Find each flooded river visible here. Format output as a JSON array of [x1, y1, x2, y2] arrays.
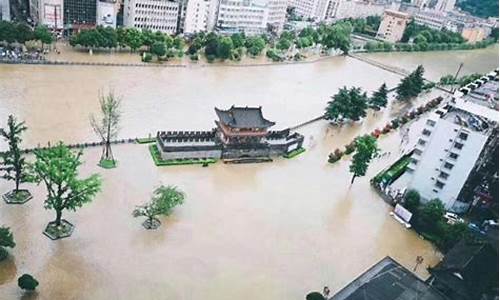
[[0, 46, 498, 300]]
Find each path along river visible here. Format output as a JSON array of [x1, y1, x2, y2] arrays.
[[0, 45, 497, 300]]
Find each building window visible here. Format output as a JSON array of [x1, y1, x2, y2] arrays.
[[422, 129, 432, 136], [459, 132, 468, 140], [435, 180, 445, 189], [418, 139, 426, 146], [414, 149, 423, 156], [448, 152, 459, 160], [439, 172, 449, 179], [454, 142, 464, 150], [426, 119, 436, 127], [444, 162, 454, 170]]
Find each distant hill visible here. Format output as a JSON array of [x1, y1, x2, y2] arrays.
[[457, 0, 499, 18]]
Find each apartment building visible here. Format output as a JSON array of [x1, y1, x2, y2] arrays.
[[216, 0, 269, 35], [124, 0, 180, 34], [376, 9, 410, 42], [267, 0, 287, 32], [97, 0, 120, 28], [183, 0, 210, 33], [64, 0, 97, 27], [407, 70, 499, 213], [414, 10, 446, 30], [0, 0, 10, 21], [29, 0, 64, 29]]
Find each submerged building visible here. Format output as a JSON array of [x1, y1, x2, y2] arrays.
[[156, 106, 304, 163]]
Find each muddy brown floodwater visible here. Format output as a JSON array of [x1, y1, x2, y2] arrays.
[[0, 46, 498, 300]]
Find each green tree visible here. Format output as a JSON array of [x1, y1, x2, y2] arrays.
[[0, 115, 31, 199], [34, 25, 53, 46], [418, 198, 445, 230], [18, 274, 39, 291], [322, 22, 352, 54], [396, 65, 425, 101], [151, 41, 166, 57], [133, 185, 185, 229], [141, 29, 156, 49], [90, 91, 121, 167], [124, 28, 143, 51], [230, 32, 246, 48], [276, 37, 292, 51], [349, 135, 379, 184], [216, 36, 234, 60], [325, 87, 368, 123], [31, 143, 102, 232], [0, 226, 15, 261], [404, 189, 420, 213], [245, 36, 266, 56], [368, 83, 388, 110]]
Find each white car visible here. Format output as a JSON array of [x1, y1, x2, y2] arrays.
[[444, 212, 464, 225]]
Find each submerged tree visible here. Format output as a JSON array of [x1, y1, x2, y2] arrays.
[[133, 185, 185, 229], [325, 86, 368, 123], [349, 135, 379, 184], [0, 115, 32, 204], [18, 274, 39, 291], [31, 143, 101, 239], [396, 65, 425, 101], [90, 91, 121, 168], [0, 226, 15, 261], [369, 83, 388, 110]]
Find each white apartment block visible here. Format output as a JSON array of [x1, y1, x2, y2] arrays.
[[0, 0, 10, 21], [376, 9, 410, 43], [267, 0, 287, 32], [29, 0, 64, 29], [97, 0, 119, 28], [124, 0, 180, 34], [414, 10, 446, 31], [216, 0, 269, 35], [183, 0, 210, 34], [407, 70, 499, 213]]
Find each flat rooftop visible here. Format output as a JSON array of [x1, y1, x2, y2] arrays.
[[332, 257, 447, 300]]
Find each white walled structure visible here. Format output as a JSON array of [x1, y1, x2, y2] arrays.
[[97, 0, 119, 28], [267, 0, 287, 32], [124, 0, 180, 34], [183, 0, 210, 33], [376, 9, 410, 42], [407, 73, 499, 213], [216, 0, 269, 35]]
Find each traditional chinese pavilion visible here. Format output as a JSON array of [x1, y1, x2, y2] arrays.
[[156, 106, 304, 163]]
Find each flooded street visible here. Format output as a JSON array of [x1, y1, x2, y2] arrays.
[[0, 47, 498, 299]]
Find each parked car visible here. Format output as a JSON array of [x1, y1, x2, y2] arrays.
[[468, 223, 486, 235], [444, 212, 464, 225]]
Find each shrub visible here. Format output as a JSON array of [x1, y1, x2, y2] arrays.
[[344, 142, 355, 154], [206, 54, 215, 63], [18, 274, 39, 291], [142, 52, 152, 62], [189, 53, 198, 61], [382, 124, 392, 134], [371, 129, 381, 138], [404, 190, 420, 213]]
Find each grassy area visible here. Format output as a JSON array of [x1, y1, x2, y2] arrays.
[[148, 144, 217, 166], [283, 147, 306, 159], [136, 137, 156, 144], [373, 155, 411, 185], [98, 159, 118, 169]]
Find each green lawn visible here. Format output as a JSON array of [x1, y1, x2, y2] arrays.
[[283, 147, 306, 159], [98, 159, 118, 169], [136, 137, 156, 144]]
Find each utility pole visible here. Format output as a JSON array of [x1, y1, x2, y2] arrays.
[[451, 62, 464, 93]]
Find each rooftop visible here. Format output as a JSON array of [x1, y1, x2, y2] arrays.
[[331, 256, 447, 300], [215, 106, 276, 129]]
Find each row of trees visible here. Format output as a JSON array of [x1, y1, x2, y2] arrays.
[[324, 84, 388, 123], [364, 39, 494, 53], [69, 26, 185, 53], [401, 20, 465, 44], [0, 21, 53, 45], [439, 72, 483, 86]]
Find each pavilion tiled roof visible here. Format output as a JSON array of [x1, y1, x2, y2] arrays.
[[215, 106, 275, 129]]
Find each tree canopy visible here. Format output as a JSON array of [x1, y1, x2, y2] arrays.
[[396, 65, 425, 101], [0, 226, 15, 260], [368, 83, 388, 110], [457, 0, 498, 18], [349, 135, 379, 184], [31, 143, 102, 227], [133, 185, 185, 229], [90, 91, 121, 165], [325, 87, 368, 122]]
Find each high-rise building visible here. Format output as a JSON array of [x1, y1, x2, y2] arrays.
[[123, 0, 180, 34], [29, 0, 63, 29], [215, 0, 269, 35], [267, 0, 287, 32], [0, 0, 10, 21], [97, 0, 119, 28], [376, 9, 410, 43], [406, 70, 499, 213], [183, 0, 210, 34], [63, 0, 97, 28]]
